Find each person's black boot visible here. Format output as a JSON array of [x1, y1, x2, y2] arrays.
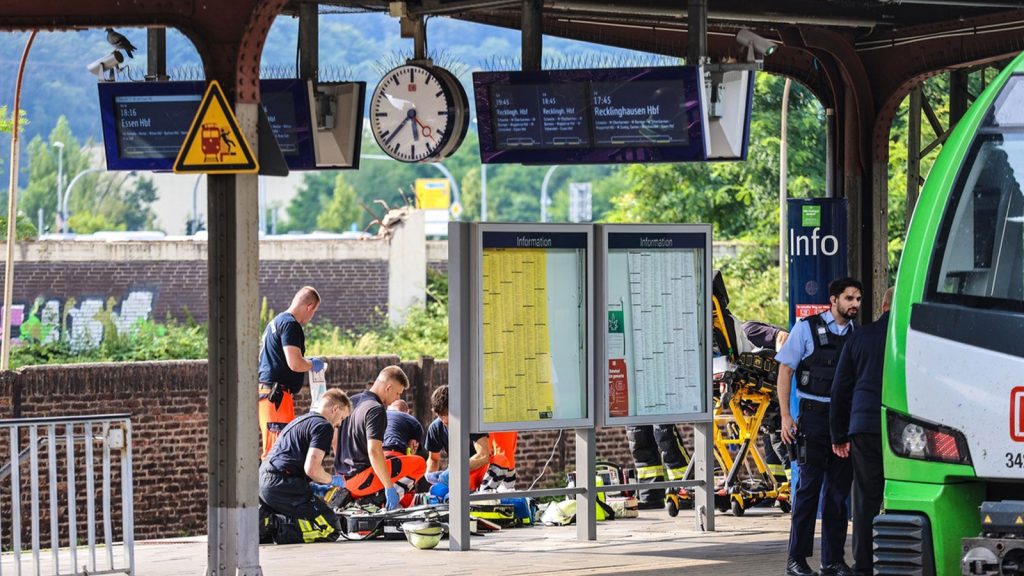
[[819, 560, 856, 576], [786, 558, 818, 576]]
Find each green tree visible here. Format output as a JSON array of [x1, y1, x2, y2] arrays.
[[315, 174, 361, 232], [284, 171, 335, 232], [604, 73, 827, 239], [20, 116, 93, 233]]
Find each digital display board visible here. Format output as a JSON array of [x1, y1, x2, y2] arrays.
[[474, 66, 707, 165], [597, 225, 712, 426], [472, 225, 593, 431], [490, 83, 590, 149], [98, 79, 338, 171]]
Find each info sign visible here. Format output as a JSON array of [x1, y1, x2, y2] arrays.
[[596, 224, 713, 427], [470, 224, 594, 432]]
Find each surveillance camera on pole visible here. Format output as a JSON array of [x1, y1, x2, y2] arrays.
[[86, 50, 125, 82], [736, 28, 778, 69]]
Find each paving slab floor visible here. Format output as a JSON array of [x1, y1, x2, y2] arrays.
[[2, 507, 849, 575]]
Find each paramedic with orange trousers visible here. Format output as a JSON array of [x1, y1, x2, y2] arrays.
[[335, 366, 426, 509], [258, 286, 326, 459]]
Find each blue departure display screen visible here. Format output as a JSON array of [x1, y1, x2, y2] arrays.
[[474, 66, 707, 165], [99, 79, 315, 171]]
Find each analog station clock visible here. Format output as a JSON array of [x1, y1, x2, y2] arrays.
[[369, 63, 469, 163]]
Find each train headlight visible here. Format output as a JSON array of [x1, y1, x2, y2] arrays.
[[887, 410, 972, 465]]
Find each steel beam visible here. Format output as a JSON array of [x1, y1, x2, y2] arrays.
[[205, 102, 262, 576], [522, 0, 543, 70], [906, 86, 922, 230], [298, 2, 319, 79], [686, 0, 707, 66], [146, 28, 168, 81]]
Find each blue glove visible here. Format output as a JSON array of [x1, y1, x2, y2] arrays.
[[330, 474, 346, 488], [439, 470, 450, 486], [311, 483, 330, 498], [308, 357, 325, 372], [384, 486, 400, 510], [425, 471, 443, 485]]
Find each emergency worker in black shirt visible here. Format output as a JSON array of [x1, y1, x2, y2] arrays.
[[336, 366, 426, 510], [258, 389, 351, 544], [258, 286, 325, 459], [383, 399, 424, 455], [423, 385, 495, 490], [775, 278, 862, 576]]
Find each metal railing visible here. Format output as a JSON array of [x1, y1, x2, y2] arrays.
[[0, 414, 134, 576]]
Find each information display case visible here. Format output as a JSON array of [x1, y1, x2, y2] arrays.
[[469, 224, 594, 432], [596, 224, 713, 427]]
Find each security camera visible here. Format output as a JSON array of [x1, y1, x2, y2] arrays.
[[86, 50, 125, 81], [736, 28, 778, 66]]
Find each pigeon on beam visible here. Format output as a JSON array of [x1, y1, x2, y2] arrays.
[[105, 28, 137, 59]]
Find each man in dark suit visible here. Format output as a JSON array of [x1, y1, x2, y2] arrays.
[[830, 287, 893, 576]]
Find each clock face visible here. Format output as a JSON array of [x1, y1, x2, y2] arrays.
[[370, 64, 464, 163]]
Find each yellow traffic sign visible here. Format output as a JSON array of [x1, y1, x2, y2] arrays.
[[174, 80, 258, 174]]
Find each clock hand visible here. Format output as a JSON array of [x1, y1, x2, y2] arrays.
[[414, 117, 435, 142], [384, 116, 411, 145], [411, 115, 419, 141]]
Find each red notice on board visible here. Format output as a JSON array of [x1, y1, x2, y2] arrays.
[[609, 359, 629, 417]]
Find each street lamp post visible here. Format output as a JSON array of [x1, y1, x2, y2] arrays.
[[52, 141, 64, 232], [540, 165, 560, 223], [192, 173, 205, 234], [61, 167, 105, 232], [362, 154, 461, 215]]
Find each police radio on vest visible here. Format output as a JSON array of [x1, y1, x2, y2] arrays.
[[790, 227, 840, 257]]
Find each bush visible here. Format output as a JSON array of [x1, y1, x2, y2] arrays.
[[11, 301, 207, 366], [716, 243, 789, 328], [304, 270, 449, 360]]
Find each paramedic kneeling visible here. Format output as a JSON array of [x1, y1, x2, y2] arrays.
[[776, 277, 862, 576], [258, 389, 351, 544], [337, 366, 426, 509]]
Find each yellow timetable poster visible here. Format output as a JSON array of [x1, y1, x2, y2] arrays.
[[482, 248, 555, 422]]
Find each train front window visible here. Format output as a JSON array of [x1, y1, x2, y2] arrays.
[[931, 130, 1024, 308]]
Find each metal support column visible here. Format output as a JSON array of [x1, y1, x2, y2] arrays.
[[949, 69, 969, 128], [906, 87, 922, 230], [825, 108, 836, 197], [693, 423, 714, 531], [206, 101, 262, 576], [146, 28, 167, 81], [686, 0, 707, 66], [576, 427, 597, 540], [298, 3, 318, 79], [448, 222, 473, 551], [522, 0, 542, 71]]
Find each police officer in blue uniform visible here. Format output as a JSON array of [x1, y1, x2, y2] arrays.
[[776, 277, 863, 576]]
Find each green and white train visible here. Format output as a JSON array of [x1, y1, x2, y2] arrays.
[[875, 53, 1024, 575]]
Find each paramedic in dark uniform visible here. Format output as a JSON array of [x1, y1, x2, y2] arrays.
[[830, 287, 892, 576], [258, 286, 325, 459], [384, 399, 425, 455], [776, 277, 862, 576], [258, 389, 351, 544], [336, 366, 425, 510], [424, 385, 495, 490], [743, 320, 791, 485]]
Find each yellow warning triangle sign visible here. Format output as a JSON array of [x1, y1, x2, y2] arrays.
[[174, 80, 258, 174], [984, 515, 993, 524], [1016, 516, 1023, 525]]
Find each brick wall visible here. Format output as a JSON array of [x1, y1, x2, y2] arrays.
[[0, 357, 641, 544]]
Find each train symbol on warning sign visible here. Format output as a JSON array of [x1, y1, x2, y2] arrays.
[[200, 124, 238, 162]]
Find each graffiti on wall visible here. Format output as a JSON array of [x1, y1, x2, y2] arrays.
[[9, 290, 155, 349]]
